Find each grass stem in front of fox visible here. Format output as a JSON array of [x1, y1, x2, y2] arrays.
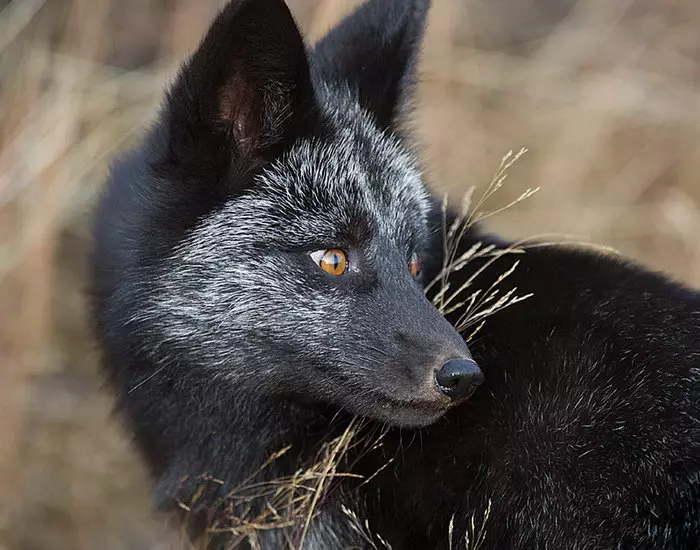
[[175, 418, 376, 548], [429, 148, 537, 342]]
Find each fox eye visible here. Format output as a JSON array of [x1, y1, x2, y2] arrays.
[[311, 249, 348, 275], [409, 252, 421, 277]]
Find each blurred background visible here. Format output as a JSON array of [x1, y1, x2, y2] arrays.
[[1, 0, 699, 548]]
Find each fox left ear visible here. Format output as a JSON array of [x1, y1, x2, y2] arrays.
[[163, 0, 315, 180], [313, 0, 430, 130]]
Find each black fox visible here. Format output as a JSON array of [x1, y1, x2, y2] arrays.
[[90, 0, 700, 548]]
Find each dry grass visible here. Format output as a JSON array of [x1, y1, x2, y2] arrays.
[[448, 499, 492, 550], [1, 0, 699, 548], [428, 148, 537, 342], [179, 418, 372, 550]]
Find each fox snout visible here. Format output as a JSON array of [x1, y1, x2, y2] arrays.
[[435, 358, 484, 400], [358, 281, 484, 426]]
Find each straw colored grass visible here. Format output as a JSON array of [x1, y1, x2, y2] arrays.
[[184, 419, 369, 550], [429, 149, 537, 341]]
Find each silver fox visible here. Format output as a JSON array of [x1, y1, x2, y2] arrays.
[[91, 0, 700, 548], [91, 0, 482, 546]]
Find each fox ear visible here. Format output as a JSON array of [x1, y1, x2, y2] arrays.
[[313, 0, 430, 130], [164, 0, 314, 174]]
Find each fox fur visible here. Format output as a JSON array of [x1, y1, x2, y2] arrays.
[[90, 0, 700, 548]]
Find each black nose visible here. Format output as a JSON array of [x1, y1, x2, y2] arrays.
[[435, 359, 484, 400]]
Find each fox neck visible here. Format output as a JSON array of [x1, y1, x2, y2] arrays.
[[119, 361, 350, 516]]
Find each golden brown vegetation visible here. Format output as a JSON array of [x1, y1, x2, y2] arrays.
[[1, 0, 699, 548]]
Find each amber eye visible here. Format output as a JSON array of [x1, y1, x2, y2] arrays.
[[409, 252, 421, 277], [311, 249, 348, 275]]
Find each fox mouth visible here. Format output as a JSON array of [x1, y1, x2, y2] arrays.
[[379, 380, 480, 413], [370, 393, 453, 427]]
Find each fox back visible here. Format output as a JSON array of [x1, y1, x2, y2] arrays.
[[371, 235, 700, 549]]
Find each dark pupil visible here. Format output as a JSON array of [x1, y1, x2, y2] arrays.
[[329, 252, 339, 268]]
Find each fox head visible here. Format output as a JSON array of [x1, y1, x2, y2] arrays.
[[93, 0, 482, 428]]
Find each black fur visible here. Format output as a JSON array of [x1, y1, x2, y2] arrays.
[[367, 235, 700, 549], [90, 0, 700, 548], [92, 0, 459, 546]]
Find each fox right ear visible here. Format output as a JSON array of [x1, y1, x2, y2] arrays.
[[163, 0, 315, 178], [313, 0, 430, 131]]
